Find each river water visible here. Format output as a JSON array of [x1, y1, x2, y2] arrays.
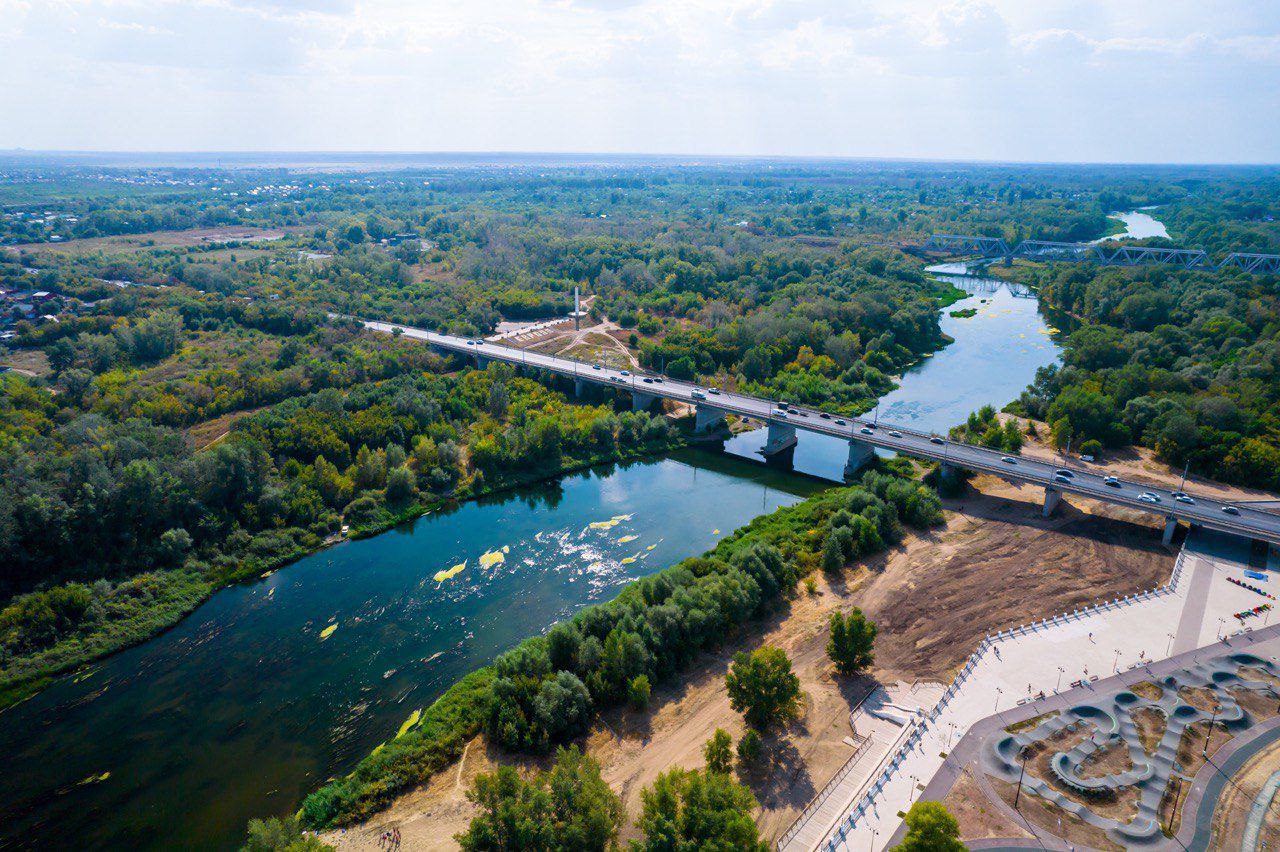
[[0, 268, 1064, 851]]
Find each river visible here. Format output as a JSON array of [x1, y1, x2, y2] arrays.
[[1098, 207, 1170, 242], [0, 268, 1064, 851]]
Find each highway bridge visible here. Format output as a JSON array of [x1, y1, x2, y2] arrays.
[[917, 233, 1280, 273], [364, 320, 1280, 548]]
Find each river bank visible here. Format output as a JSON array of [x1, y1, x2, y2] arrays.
[[0, 422, 691, 716], [0, 265, 1069, 851]]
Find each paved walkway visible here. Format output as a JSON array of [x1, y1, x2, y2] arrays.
[[812, 528, 1273, 851], [896, 624, 1280, 850]]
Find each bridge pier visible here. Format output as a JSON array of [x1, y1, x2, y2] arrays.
[[574, 378, 585, 398], [1042, 486, 1061, 518], [694, 404, 727, 434], [843, 440, 875, 480], [631, 390, 659, 412], [474, 354, 492, 370], [1162, 516, 1179, 547], [760, 421, 797, 458]]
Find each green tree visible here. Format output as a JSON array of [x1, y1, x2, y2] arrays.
[[726, 646, 800, 729], [703, 728, 733, 775], [827, 609, 876, 676], [821, 532, 843, 572], [628, 674, 651, 711], [241, 817, 331, 852], [457, 746, 623, 852], [631, 768, 768, 852], [736, 729, 762, 765], [891, 801, 964, 852]]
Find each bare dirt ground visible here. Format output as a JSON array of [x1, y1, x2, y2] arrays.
[[11, 225, 300, 256], [1210, 736, 1280, 849], [186, 406, 268, 450], [941, 768, 1033, 842], [322, 474, 1178, 850], [0, 347, 51, 379]]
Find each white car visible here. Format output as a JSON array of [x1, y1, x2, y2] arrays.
[[1139, 492, 1160, 503]]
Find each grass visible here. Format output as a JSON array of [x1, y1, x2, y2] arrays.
[[948, 307, 978, 319]]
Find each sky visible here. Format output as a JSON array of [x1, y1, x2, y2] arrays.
[[1, 0, 1278, 163]]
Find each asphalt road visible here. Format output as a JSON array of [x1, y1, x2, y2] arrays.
[[364, 320, 1280, 546]]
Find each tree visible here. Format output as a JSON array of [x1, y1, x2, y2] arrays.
[[703, 728, 733, 775], [736, 729, 762, 765], [457, 746, 623, 852], [821, 532, 843, 572], [726, 646, 800, 729], [891, 801, 964, 852], [385, 466, 416, 503], [533, 671, 593, 743], [628, 674, 650, 711], [241, 817, 331, 852], [827, 609, 876, 676], [632, 768, 769, 852]]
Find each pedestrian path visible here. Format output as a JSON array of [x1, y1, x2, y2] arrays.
[[812, 528, 1271, 852]]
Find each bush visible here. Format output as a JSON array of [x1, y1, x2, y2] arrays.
[[891, 801, 964, 851], [241, 817, 331, 852], [703, 728, 733, 775], [736, 729, 762, 765], [1079, 439, 1103, 457], [633, 768, 768, 852], [456, 746, 622, 851], [628, 674, 651, 711]]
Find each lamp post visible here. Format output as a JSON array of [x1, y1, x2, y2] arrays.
[[1113, 648, 1121, 673], [1167, 632, 1176, 656], [1056, 666, 1065, 691], [1013, 746, 1030, 809], [1203, 703, 1220, 758]]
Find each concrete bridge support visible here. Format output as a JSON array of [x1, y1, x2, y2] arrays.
[[760, 421, 797, 458], [474, 354, 492, 370], [843, 440, 875, 480], [1163, 516, 1179, 547], [574, 378, 585, 398], [631, 390, 659, 412], [1042, 486, 1061, 518], [694, 405, 726, 434]]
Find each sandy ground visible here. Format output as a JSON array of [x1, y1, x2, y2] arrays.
[[1211, 736, 1280, 849], [940, 769, 1032, 843], [322, 474, 1177, 850]]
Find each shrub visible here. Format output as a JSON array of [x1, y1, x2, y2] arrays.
[[703, 728, 733, 775], [628, 674, 651, 711]]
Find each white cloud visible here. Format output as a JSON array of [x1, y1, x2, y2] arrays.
[[0, 0, 1276, 162]]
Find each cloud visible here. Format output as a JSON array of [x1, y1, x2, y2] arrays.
[[0, 0, 1277, 161]]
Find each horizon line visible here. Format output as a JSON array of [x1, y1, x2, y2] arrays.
[[2, 148, 1279, 169]]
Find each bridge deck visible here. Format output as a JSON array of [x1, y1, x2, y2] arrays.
[[364, 320, 1280, 547]]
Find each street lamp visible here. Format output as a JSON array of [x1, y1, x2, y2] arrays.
[[995, 686, 1003, 712], [1056, 666, 1065, 691], [1113, 648, 1121, 673], [1203, 703, 1221, 758], [1167, 632, 1176, 656], [1013, 746, 1030, 809]]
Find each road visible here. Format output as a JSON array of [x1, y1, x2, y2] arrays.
[[363, 319, 1280, 546]]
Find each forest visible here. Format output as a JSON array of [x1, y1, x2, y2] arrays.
[[1008, 261, 1280, 489], [2, 158, 1279, 848]]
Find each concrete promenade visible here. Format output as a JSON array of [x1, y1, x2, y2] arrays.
[[808, 530, 1273, 852]]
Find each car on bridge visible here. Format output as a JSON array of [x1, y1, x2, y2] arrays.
[[1104, 476, 1121, 487], [691, 390, 706, 400], [1223, 505, 1241, 515], [930, 436, 945, 445], [1139, 492, 1161, 503], [1001, 456, 1017, 464]]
